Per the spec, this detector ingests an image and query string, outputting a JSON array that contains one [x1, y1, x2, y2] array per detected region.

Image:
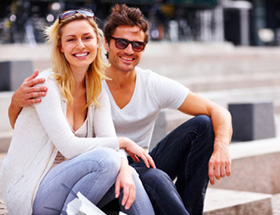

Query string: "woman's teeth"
[[75, 53, 88, 57]]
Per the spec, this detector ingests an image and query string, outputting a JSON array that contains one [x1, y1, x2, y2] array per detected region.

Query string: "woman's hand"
[[115, 158, 136, 210], [118, 137, 156, 169]]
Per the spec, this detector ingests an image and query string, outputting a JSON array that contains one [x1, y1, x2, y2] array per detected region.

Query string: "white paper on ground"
[[66, 192, 127, 215]]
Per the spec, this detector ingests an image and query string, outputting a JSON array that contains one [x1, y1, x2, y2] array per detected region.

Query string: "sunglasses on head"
[[110, 36, 147, 52], [59, 9, 94, 23]]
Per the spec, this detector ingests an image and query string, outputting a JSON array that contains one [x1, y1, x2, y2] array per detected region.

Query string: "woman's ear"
[[60, 44, 64, 53]]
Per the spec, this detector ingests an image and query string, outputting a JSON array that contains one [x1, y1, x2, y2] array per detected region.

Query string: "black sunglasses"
[[110, 36, 147, 52], [59, 9, 94, 23]]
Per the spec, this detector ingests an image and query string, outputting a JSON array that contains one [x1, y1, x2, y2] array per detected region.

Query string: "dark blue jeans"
[[130, 115, 214, 215]]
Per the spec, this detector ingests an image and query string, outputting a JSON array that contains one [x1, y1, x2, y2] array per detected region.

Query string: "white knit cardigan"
[[0, 70, 119, 214]]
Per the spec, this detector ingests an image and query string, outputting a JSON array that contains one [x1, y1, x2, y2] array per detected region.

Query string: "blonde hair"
[[45, 13, 109, 108]]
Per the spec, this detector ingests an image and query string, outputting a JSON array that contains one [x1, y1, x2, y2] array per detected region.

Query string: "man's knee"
[[140, 168, 174, 188], [193, 115, 212, 129], [190, 115, 214, 137]]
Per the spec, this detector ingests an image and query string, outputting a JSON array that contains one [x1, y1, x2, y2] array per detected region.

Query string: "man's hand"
[[208, 143, 231, 185], [115, 158, 136, 210], [8, 70, 47, 128], [13, 70, 47, 107]]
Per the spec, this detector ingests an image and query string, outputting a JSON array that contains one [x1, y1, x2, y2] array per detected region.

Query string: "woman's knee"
[[82, 148, 121, 175]]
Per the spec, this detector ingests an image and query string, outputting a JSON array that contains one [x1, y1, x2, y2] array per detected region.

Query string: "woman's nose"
[[77, 39, 85, 48]]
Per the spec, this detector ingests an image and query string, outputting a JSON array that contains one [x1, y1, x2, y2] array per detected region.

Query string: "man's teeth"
[[75, 53, 88, 57], [121, 57, 133, 60]]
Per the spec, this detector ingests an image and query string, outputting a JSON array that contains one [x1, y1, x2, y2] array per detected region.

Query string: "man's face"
[[105, 25, 146, 73]]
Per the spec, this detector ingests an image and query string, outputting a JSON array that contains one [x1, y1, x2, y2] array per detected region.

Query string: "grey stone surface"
[[0, 132, 11, 153], [0, 92, 13, 132], [205, 198, 272, 215], [210, 138, 280, 194], [272, 193, 280, 215], [204, 188, 273, 215], [0, 61, 33, 91], [229, 101, 276, 141]]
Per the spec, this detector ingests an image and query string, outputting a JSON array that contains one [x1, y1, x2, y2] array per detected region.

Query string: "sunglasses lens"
[[112, 37, 146, 52], [59, 9, 94, 23], [115, 39, 129, 49], [132, 42, 145, 52], [60, 10, 75, 20], [77, 9, 94, 17]]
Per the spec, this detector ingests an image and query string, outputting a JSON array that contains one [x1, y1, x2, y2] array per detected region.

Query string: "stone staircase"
[[204, 188, 272, 215], [204, 138, 280, 215], [1, 42, 280, 214]]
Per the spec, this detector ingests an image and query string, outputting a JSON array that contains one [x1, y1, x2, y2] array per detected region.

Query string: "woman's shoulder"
[[36, 69, 57, 86], [37, 69, 54, 79], [96, 88, 109, 103]]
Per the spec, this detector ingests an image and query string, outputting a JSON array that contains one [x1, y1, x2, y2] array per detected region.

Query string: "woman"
[[0, 9, 155, 215]]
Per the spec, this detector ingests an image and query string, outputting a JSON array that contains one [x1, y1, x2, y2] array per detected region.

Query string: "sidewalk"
[[273, 194, 280, 215]]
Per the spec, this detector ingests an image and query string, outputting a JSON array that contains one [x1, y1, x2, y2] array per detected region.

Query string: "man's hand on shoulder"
[[14, 70, 48, 107], [8, 70, 48, 128]]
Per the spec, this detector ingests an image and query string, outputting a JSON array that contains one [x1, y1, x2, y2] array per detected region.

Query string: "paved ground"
[[273, 194, 280, 215], [0, 194, 280, 214]]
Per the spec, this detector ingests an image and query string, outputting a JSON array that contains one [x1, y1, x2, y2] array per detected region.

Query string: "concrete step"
[[0, 152, 277, 215], [0, 92, 13, 132], [141, 43, 280, 80], [0, 132, 12, 153], [0, 192, 275, 215], [0, 153, 5, 166], [204, 138, 280, 215], [210, 137, 280, 194], [197, 86, 280, 117], [1, 138, 280, 215], [272, 193, 280, 215], [204, 188, 273, 215], [179, 72, 280, 92]]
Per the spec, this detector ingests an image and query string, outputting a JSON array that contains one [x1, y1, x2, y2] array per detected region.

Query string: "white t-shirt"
[[103, 67, 189, 149]]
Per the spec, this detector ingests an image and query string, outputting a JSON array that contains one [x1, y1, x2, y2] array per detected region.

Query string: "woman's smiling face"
[[60, 19, 98, 71]]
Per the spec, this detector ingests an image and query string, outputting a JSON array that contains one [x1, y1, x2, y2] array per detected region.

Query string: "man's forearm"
[[8, 94, 23, 129], [212, 106, 232, 147]]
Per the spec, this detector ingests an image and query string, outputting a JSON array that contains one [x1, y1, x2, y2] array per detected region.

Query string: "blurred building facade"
[[0, 0, 279, 46]]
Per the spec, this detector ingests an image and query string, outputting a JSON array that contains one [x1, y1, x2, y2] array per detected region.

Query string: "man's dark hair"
[[104, 4, 149, 44]]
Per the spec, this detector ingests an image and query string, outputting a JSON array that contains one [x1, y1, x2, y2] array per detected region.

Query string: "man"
[[8, 4, 232, 215]]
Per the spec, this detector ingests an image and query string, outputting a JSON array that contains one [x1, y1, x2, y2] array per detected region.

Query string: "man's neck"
[[105, 67, 136, 89], [105, 67, 137, 109]]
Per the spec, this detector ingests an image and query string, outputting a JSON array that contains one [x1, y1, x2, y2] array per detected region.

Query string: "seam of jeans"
[[39, 159, 103, 188], [127, 199, 144, 215], [144, 184, 169, 215]]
